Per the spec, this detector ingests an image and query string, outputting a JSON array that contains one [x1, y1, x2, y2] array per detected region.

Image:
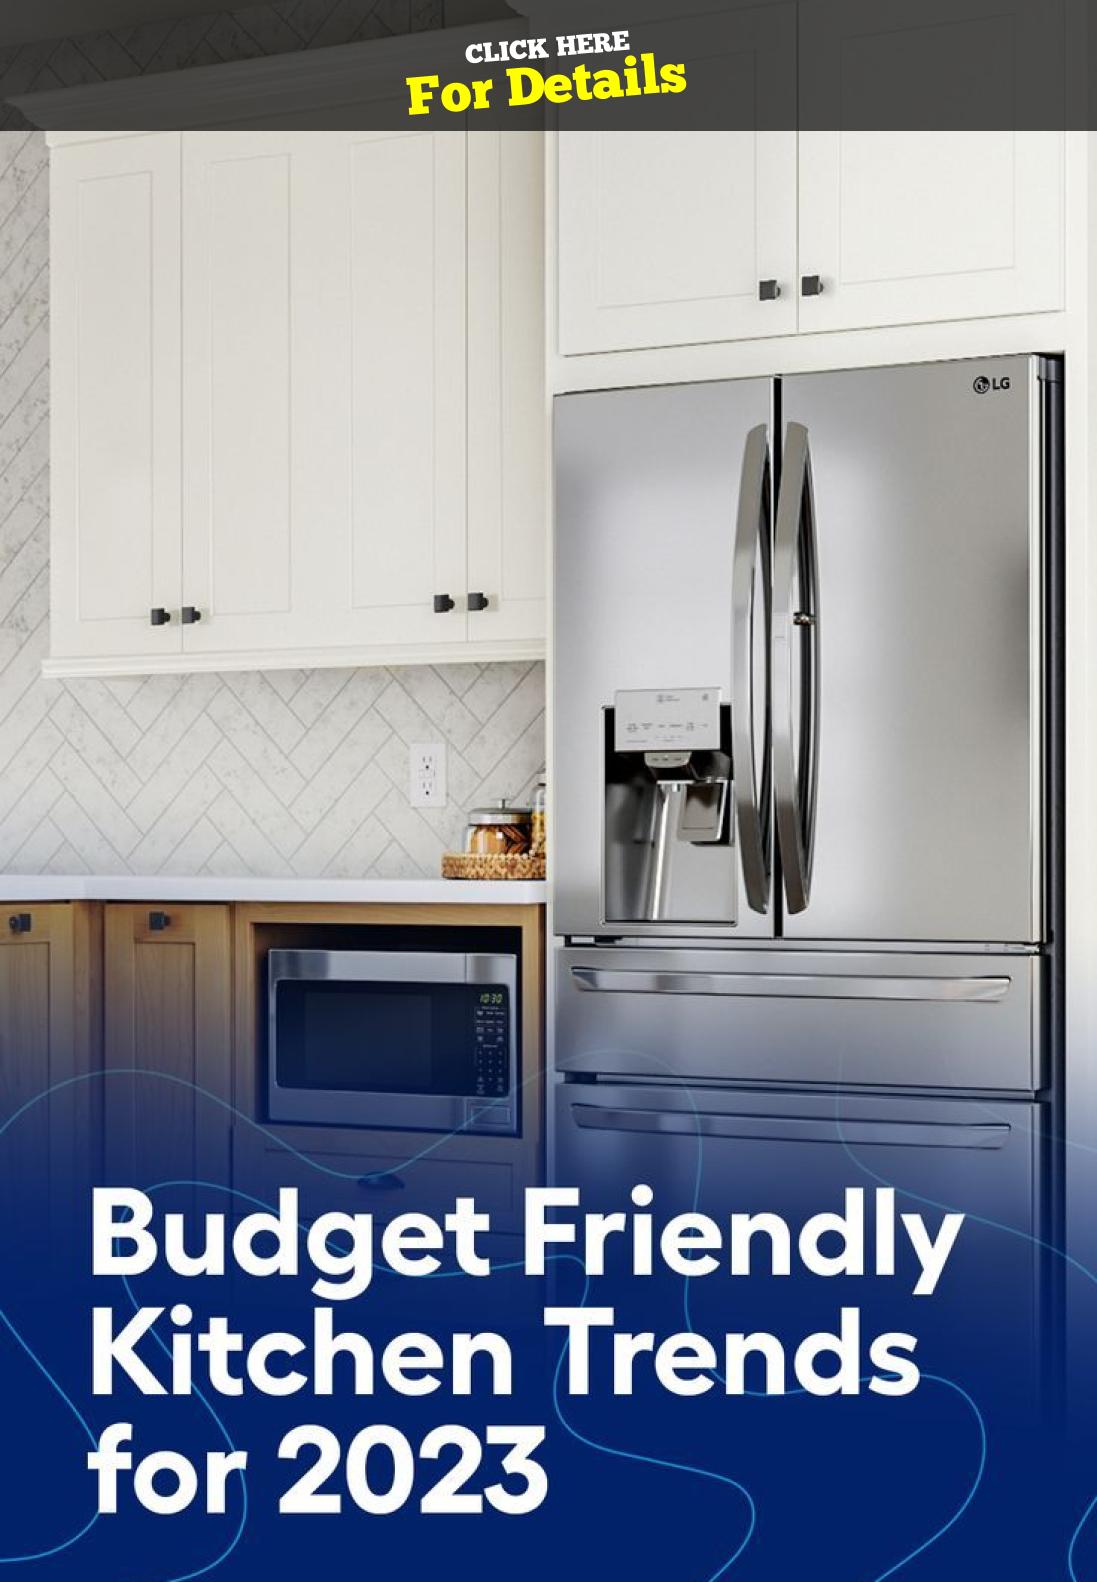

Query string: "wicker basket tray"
[[441, 851, 546, 881]]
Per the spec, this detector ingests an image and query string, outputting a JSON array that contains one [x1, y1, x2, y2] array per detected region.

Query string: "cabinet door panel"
[[182, 133, 332, 656], [466, 131, 546, 646], [559, 126, 797, 353], [345, 129, 468, 648], [182, 136, 292, 647], [182, 129, 468, 658], [798, 2, 1065, 330], [556, 6, 797, 354], [104, 904, 232, 1209], [50, 134, 182, 660], [0, 905, 99, 1240]]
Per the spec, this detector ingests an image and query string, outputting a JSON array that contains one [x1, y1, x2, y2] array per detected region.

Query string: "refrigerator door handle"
[[773, 420, 820, 914], [570, 1104, 1012, 1151], [731, 424, 772, 913], [569, 966, 1012, 1002]]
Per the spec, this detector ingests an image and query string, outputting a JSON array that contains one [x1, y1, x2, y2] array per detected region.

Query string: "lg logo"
[[973, 375, 1011, 394]]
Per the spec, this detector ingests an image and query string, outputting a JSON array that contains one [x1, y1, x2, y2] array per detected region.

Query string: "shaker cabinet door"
[[181, 132, 318, 658], [103, 903, 232, 1211], [319, 127, 469, 653], [180, 130, 469, 660], [465, 131, 546, 648], [50, 133, 183, 662], [558, 125, 797, 353], [797, 1, 1064, 332], [797, 129, 1063, 333], [0, 903, 100, 1240], [555, 7, 797, 354]]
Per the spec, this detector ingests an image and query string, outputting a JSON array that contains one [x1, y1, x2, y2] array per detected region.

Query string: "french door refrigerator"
[[552, 355, 1063, 1373]]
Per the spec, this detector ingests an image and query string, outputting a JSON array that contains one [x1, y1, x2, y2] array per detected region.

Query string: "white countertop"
[[0, 875, 547, 906]]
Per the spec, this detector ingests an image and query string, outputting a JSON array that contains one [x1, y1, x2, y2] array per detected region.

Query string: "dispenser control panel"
[[614, 687, 722, 752]]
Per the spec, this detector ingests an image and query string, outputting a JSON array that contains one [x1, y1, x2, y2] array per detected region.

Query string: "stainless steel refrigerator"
[[552, 355, 1062, 1368]]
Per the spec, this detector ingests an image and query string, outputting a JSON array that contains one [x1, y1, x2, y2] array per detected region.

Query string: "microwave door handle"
[[731, 423, 772, 913], [570, 1104, 1011, 1151], [772, 420, 820, 915]]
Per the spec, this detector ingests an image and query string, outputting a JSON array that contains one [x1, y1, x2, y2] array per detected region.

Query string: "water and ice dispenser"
[[603, 687, 738, 926]]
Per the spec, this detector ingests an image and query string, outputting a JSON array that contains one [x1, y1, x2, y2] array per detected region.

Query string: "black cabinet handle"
[[433, 594, 455, 613], [148, 911, 171, 932], [358, 1171, 405, 1192], [181, 606, 202, 625], [7, 913, 31, 935], [467, 592, 489, 612], [758, 279, 781, 301], [801, 274, 824, 296], [150, 607, 171, 626]]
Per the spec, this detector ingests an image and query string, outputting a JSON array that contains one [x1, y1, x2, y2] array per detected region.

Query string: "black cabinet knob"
[[433, 594, 455, 613], [181, 606, 202, 625], [801, 274, 824, 296], [148, 911, 171, 932], [467, 592, 489, 612], [150, 607, 171, 626], [758, 279, 781, 301], [7, 913, 31, 935]]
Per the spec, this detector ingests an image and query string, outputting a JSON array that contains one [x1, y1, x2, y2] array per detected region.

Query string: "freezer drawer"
[[555, 944, 1044, 1093], [555, 1082, 1040, 1221], [554, 1081, 1043, 1394]]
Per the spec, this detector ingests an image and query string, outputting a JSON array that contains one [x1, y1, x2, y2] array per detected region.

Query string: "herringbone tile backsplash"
[[0, 130, 546, 878]]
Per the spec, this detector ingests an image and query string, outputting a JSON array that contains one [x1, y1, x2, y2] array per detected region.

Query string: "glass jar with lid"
[[464, 799, 532, 857], [530, 777, 547, 856]]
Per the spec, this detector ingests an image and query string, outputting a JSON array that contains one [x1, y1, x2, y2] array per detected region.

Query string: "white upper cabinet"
[[556, 6, 798, 353], [558, 129, 797, 352], [181, 132, 316, 658], [466, 132, 547, 646], [797, 130, 1063, 334], [796, 0, 1063, 332], [340, 130, 469, 651], [48, 127, 545, 676], [50, 133, 183, 663], [554, 0, 1064, 356], [179, 129, 469, 660]]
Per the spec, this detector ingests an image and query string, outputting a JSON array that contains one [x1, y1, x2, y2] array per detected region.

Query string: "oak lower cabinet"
[[47, 127, 545, 676], [0, 903, 100, 1236], [103, 904, 233, 1211]]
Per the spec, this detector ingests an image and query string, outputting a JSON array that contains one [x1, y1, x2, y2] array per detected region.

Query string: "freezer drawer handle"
[[772, 421, 820, 914], [569, 966, 1011, 1003], [570, 1104, 1011, 1151], [731, 423, 773, 913]]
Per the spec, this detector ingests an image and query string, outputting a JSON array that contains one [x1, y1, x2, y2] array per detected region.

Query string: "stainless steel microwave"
[[267, 949, 519, 1136]]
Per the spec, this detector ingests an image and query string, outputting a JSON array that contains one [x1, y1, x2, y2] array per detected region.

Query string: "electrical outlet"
[[409, 742, 447, 808]]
